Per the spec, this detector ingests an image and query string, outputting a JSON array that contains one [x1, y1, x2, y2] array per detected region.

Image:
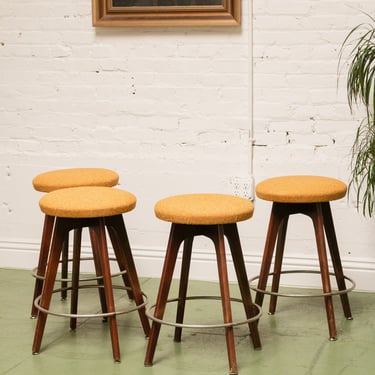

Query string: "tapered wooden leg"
[[32, 218, 66, 354], [269, 217, 289, 314], [105, 217, 134, 299], [225, 224, 261, 350], [322, 202, 353, 319], [144, 224, 185, 366], [60, 234, 69, 301], [89, 227, 108, 320], [174, 236, 193, 342], [31, 215, 55, 318], [215, 225, 237, 375], [70, 228, 82, 330], [90, 219, 121, 362], [106, 215, 150, 337], [311, 204, 337, 340], [255, 203, 284, 308]]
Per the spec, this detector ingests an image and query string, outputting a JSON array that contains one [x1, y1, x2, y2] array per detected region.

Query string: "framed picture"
[[92, 0, 240, 27]]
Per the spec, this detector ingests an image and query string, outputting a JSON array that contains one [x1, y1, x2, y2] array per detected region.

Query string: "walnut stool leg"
[[312, 204, 337, 340], [144, 224, 185, 366], [32, 218, 66, 354], [225, 223, 261, 350], [174, 236, 193, 342], [215, 224, 237, 375], [322, 202, 353, 319], [105, 216, 134, 301], [255, 203, 284, 308], [90, 219, 120, 362], [60, 234, 69, 301], [70, 228, 82, 331], [31, 215, 55, 318], [106, 215, 150, 337], [89, 227, 108, 320], [269, 217, 289, 314]]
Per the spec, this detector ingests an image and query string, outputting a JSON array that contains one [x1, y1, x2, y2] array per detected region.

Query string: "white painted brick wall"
[[1, 0, 375, 290]]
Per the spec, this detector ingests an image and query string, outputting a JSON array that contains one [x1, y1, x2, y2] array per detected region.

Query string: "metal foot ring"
[[146, 295, 262, 329], [249, 270, 355, 298], [32, 257, 127, 283], [34, 284, 148, 318]]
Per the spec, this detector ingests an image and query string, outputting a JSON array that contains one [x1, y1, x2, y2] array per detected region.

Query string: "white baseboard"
[[1, 239, 374, 292]]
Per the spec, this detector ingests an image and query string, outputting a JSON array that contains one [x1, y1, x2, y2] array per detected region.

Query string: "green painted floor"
[[1, 268, 374, 375]]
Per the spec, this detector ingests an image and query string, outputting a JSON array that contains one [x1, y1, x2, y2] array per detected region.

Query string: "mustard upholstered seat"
[[145, 193, 261, 375], [32, 186, 150, 362], [39, 186, 136, 218], [154, 193, 254, 224], [252, 175, 353, 341], [256, 175, 347, 203], [32, 167, 119, 192], [31, 168, 120, 318]]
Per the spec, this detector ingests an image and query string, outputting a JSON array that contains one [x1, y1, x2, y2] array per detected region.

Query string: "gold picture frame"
[[92, 0, 240, 27]]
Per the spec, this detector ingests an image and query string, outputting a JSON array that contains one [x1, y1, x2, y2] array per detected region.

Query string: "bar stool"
[[32, 186, 150, 362], [144, 193, 262, 375], [31, 168, 119, 318], [250, 175, 355, 341]]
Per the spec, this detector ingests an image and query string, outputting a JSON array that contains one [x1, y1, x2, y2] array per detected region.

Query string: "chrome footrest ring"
[[146, 295, 262, 329], [32, 257, 127, 283], [249, 270, 356, 298], [34, 284, 148, 318]]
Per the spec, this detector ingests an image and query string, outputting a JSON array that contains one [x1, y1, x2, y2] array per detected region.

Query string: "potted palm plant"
[[339, 14, 375, 216]]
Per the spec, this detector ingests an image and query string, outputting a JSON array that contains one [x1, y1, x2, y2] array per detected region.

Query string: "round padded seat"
[[32, 168, 119, 193], [40, 186, 136, 218], [154, 193, 254, 225], [256, 175, 347, 203]]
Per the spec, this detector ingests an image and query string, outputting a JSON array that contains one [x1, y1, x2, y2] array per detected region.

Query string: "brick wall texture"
[[1, 0, 375, 289]]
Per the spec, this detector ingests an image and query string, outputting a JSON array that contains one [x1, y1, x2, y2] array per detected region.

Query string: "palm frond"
[[349, 115, 375, 216], [340, 15, 375, 216]]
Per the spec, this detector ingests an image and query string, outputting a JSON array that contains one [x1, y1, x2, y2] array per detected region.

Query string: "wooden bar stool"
[[32, 186, 150, 362], [31, 168, 120, 318], [250, 175, 355, 341], [144, 193, 262, 375]]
